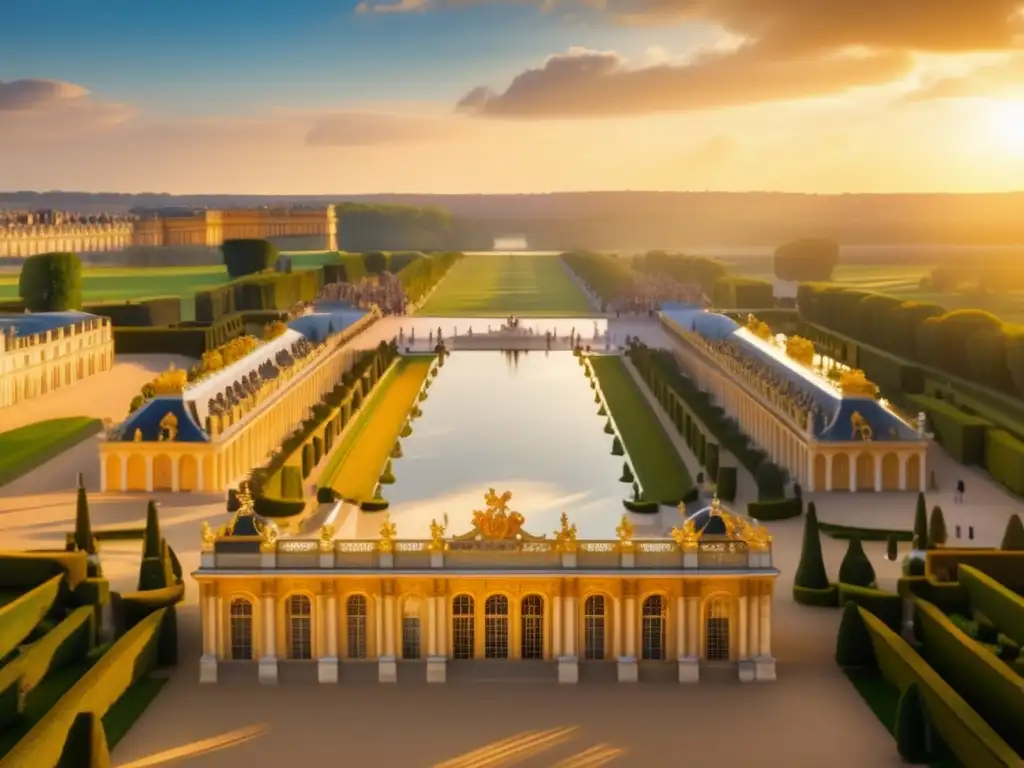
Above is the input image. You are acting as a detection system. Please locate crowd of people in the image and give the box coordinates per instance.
[608,274,711,317]
[318,273,408,315]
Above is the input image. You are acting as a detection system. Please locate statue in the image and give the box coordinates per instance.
[471,489,526,540]
[785,336,815,367]
[428,514,448,552]
[159,411,178,441]
[839,369,879,399]
[554,512,578,553]
[379,513,397,554]
[318,524,335,553]
[150,364,188,395]
[616,514,635,552]
[670,517,699,550]
[851,411,874,441]
[259,520,279,553]
[133,428,143,442]
[201,521,217,552]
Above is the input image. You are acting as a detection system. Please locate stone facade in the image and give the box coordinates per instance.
[0,313,113,409]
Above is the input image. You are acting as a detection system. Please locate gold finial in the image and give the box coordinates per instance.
[428,514,448,552]
[709,494,722,515]
[200,521,217,552]
[259,520,279,553]
[839,369,879,399]
[379,514,397,554]
[746,314,772,340]
[318,524,336,552]
[236,482,255,516]
[616,514,635,552]
[471,488,526,540]
[133,428,143,442]
[747,524,773,551]
[150,365,188,395]
[159,411,178,441]
[555,512,578,554]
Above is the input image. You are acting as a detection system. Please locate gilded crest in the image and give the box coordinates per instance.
[259,520,279,553]
[318,524,336,552]
[200,520,217,552]
[616,514,635,552]
[159,411,178,441]
[379,514,397,554]
[554,512,578,553]
[850,411,873,441]
[428,514,448,552]
[670,517,699,551]
[471,488,526,540]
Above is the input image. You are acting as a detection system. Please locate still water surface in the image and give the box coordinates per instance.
[336,351,631,540]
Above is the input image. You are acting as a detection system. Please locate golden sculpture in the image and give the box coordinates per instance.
[554,512,578,553]
[259,520,279,553]
[379,514,397,554]
[471,488,526,540]
[236,481,255,516]
[428,514,449,552]
[159,411,178,441]
[264,320,288,341]
[150,365,188,395]
[785,336,815,367]
[201,521,217,552]
[670,516,699,550]
[133,428,142,442]
[318,524,335,553]
[616,514,635,552]
[839,369,879,399]
[746,314,772,341]
[851,411,874,441]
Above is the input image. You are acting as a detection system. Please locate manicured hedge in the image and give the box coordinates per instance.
[560,251,636,302]
[985,429,1024,496]
[0,607,167,767]
[712,276,774,309]
[17,252,83,312]
[838,584,902,632]
[914,597,1024,754]
[747,497,802,520]
[0,575,63,661]
[0,553,88,593]
[908,394,990,465]
[112,313,245,358]
[397,252,463,303]
[195,268,323,322]
[222,239,279,279]
[793,584,840,607]
[925,550,1024,594]
[716,466,737,502]
[957,564,1024,646]
[859,606,1020,768]
[83,297,181,327]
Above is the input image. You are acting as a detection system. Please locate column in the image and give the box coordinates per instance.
[686,594,699,658]
[427,590,447,682]
[806,452,816,492]
[259,582,278,684]
[617,583,638,682]
[919,452,927,491]
[747,587,760,658]
[825,454,833,492]
[197,457,205,493]
[145,455,154,492]
[612,598,622,657]
[737,593,748,659]
[675,596,685,658]
[99,456,107,492]
[899,454,907,491]
[848,454,856,493]
[559,589,578,684]
[171,457,180,492]
[199,584,218,683]
[318,582,339,683]
[552,593,562,658]
[874,454,883,492]
[379,583,397,682]
[427,595,437,657]
[755,584,776,681]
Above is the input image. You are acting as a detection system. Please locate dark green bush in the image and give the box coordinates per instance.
[838,537,877,588]
[221,239,279,278]
[18,251,83,311]
[747,497,802,520]
[755,462,786,500]
[301,443,315,478]
[836,599,875,667]
[622,499,660,514]
[794,503,830,590]
[895,683,933,764]
[716,466,737,501]
[280,466,303,499]
[793,584,839,607]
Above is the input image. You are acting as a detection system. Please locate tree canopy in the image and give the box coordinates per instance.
[774,238,840,282]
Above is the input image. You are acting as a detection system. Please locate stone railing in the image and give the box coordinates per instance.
[203,537,773,571]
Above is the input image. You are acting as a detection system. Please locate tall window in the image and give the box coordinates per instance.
[583,595,606,661]
[452,595,475,660]
[705,597,731,661]
[641,595,666,661]
[287,595,312,660]
[520,595,544,660]
[230,598,253,660]
[346,595,367,659]
[402,598,421,660]
[484,595,510,659]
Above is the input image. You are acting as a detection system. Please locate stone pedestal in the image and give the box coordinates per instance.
[199,654,218,684]
[737,659,756,683]
[754,657,777,682]
[557,656,579,684]
[258,657,278,685]
[318,657,339,683]
[617,656,639,683]
[426,656,447,683]
[430,552,444,569]
[677,656,700,683]
[378,655,398,683]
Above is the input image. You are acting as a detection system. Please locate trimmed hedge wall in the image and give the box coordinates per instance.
[0,553,88,592]
[913,597,1024,754]
[195,268,323,323]
[83,297,181,327]
[793,584,840,607]
[986,429,1024,496]
[837,584,901,632]
[957,564,1024,648]
[859,606,1019,768]
[0,607,167,768]
[712,276,774,309]
[112,313,245,358]
[747,498,802,520]
[0,575,63,661]
[716,466,737,502]
[908,394,990,465]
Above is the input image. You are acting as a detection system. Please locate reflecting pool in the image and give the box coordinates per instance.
[335,350,632,540]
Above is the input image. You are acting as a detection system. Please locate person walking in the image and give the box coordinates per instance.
[955,479,965,504]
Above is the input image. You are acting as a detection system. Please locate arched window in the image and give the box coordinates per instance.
[641,595,666,661]
[230,598,254,660]
[583,595,606,661]
[287,595,312,660]
[452,595,475,660]
[402,597,421,660]
[705,597,731,661]
[484,595,510,659]
[346,595,368,660]
[520,595,544,660]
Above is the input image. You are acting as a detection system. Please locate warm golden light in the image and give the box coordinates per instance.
[986,100,1024,156]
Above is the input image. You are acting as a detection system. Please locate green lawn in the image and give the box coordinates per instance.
[417,253,594,316]
[589,356,692,503]
[0,417,102,487]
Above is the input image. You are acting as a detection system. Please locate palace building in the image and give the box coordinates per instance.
[99,306,376,494]
[0,311,113,409]
[661,307,928,493]
[191,487,780,685]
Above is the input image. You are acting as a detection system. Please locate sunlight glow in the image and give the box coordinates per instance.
[985,100,1024,156]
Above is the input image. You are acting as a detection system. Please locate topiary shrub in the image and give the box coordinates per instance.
[912,492,929,549]
[361,486,389,512]
[755,462,785,500]
[835,601,875,667]
[313,436,324,465]
[221,239,278,278]
[280,465,303,499]
[58,711,111,768]
[380,459,396,484]
[619,463,634,483]
[604,419,615,435]
[317,486,340,503]
[597,404,606,416]
[410,405,423,419]
[400,422,413,438]
[594,392,601,404]
[18,251,84,311]
[73,475,97,557]
[1001,514,1024,550]
[142,500,162,560]
[611,436,624,456]
[138,557,170,591]
[895,683,932,764]
[301,443,315,478]
[927,505,947,547]
[391,440,403,459]
[794,503,830,590]
[623,499,660,514]
[838,537,876,588]
[793,584,840,607]
[716,466,738,502]
[886,534,898,562]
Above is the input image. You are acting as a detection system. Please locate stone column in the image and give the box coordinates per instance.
[145,455,154,492]
[258,581,278,684]
[199,583,218,683]
[171,458,180,492]
[552,589,562,659]
[618,581,638,682]
[378,581,397,683]
[677,591,698,683]
[874,454,883,492]
[899,454,908,490]
[427,582,447,683]
[99,456,108,492]
[197,456,205,493]
[120,456,127,492]
[825,454,833,492]
[559,582,578,684]
[848,454,857,493]
[755,583,776,681]
[737,585,754,682]
[919,453,927,492]
[318,581,339,683]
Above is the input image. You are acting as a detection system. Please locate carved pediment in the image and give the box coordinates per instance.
[449,488,547,546]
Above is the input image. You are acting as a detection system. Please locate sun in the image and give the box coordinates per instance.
[986,100,1024,156]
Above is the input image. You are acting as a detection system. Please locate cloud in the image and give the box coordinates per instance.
[0,79,136,140]
[904,54,1024,101]
[355,0,429,13]
[305,112,462,146]
[0,79,90,110]
[457,46,914,118]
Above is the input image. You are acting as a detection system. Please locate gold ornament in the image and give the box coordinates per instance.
[379,514,397,554]
[428,514,448,552]
[616,514,635,552]
[840,369,879,399]
[259,521,279,553]
[471,488,526,540]
[200,521,217,552]
[851,411,874,441]
[554,512,578,553]
[318,524,335,552]
[159,411,178,441]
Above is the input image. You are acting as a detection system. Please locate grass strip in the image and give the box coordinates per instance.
[0,417,102,488]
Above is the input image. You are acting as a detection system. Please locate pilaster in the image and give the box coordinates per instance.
[258,580,278,684]
[199,583,218,683]
[617,580,638,682]
[318,581,339,684]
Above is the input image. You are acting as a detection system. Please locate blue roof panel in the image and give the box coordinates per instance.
[288,307,367,344]
[0,311,98,338]
[117,397,209,443]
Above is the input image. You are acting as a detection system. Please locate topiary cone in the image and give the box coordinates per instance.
[73,474,96,555]
[794,503,829,589]
[1001,514,1024,550]
[912,492,929,549]
[928,505,947,548]
[619,463,634,483]
[885,534,898,562]
[895,683,932,764]
[391,440,403,459]
[597,405,606,416]
[142,500,162,560]
[611,436,624,456]
[838,536,876,588]
[835,601,875,668]
[604,419,615,435]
